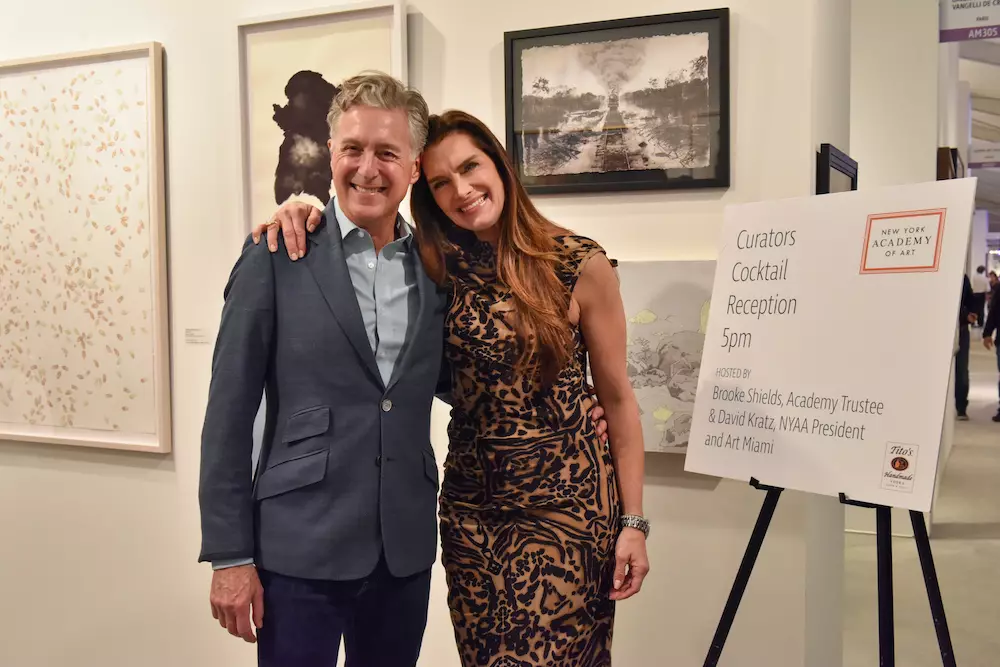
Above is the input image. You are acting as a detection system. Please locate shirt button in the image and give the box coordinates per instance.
[368,261,375,269]
[381,399,393,412]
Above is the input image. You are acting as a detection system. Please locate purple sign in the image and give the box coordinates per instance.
[941,25,1000,42]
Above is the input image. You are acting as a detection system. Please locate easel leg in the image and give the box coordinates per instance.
[703,486,783,667]
[876,506,895,667]
[910,511,958,667]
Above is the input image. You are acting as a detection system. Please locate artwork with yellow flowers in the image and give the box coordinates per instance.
[617,260,714,453]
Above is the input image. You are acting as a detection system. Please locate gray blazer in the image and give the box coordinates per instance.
[198,199,447,580]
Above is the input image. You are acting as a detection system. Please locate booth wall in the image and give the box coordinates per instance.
[971,209,991,273]
[845,0,941,538]
[960,57,1000,98]
[850,0,939,188]
[0,1,843,665]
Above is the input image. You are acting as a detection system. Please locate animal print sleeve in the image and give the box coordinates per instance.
[556,234,607,293]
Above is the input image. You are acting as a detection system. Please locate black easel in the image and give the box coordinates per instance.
[702,479,957,667]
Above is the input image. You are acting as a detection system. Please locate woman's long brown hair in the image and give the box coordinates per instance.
[410,110,573,384]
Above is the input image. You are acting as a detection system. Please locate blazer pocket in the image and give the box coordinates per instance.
[423,449,439,488]
[282,406,331,444]
[255,449,329,500]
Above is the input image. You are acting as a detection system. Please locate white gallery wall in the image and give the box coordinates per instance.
[0,1,850,666]
[846,0,942,537]
[850,0,940,188]
[971,209,990,272]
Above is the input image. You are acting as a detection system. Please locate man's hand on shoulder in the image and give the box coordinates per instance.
[210,564,264,643]
[251,201,323,261]
[587,391,609,444]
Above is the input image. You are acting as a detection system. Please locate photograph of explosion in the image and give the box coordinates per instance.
[505,10,729,194]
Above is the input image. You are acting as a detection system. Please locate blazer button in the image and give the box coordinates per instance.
[381,399,393,412]
[376,456,382,467]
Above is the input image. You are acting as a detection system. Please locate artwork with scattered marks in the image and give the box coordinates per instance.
[242,10,393,232]
[0,44,169,452]
[617,260,714,453]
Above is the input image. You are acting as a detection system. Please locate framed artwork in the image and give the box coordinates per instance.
[504,9,730,195]
[816,143,858,194]
[237,1,407,238]
[0,43,171,453]
[617,261,715,454]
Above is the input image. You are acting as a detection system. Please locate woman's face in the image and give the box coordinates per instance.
[421,132,506,241]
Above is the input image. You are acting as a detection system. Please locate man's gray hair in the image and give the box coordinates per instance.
[327,71,429,155]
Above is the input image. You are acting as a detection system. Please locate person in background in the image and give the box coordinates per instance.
[956,273,976,420]
[972,265,990,328]
[983,274,1000,423]
[260,108,650,667]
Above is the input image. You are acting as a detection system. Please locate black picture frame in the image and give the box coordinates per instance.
[815,144,858,195]
[504,9,731,195]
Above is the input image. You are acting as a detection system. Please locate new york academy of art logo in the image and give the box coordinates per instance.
[860,208,946,274]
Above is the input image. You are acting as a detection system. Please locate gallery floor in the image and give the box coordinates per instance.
[842,337,1000,665]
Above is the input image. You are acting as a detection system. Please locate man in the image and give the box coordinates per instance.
[983,271,1000,423]
[972,265,990,327]
[199,73,443,666]
[956,274,976,420]
[199,72,607,666]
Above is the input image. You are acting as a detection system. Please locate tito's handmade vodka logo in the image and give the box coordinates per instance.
[860,209,945,274]
[881,442,918,493]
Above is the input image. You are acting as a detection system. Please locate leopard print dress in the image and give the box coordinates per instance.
[439,230,622,667]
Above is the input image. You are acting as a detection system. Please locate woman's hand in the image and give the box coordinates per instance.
[609,527,649,601]
[251,202,323,260]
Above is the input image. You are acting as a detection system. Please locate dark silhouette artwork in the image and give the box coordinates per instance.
[272,70,340,206]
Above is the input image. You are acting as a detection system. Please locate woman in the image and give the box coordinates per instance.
[259,110,648,666]
[413,111,647,667]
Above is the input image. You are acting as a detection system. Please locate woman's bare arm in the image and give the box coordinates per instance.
[574,251,649,600]
[574,252,643,515]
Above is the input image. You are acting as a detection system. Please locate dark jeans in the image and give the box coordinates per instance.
[257,555,431,667]
[955,326,970,415]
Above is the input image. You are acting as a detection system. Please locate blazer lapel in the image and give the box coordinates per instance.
[303,200,384,389]
[385,232,433,393]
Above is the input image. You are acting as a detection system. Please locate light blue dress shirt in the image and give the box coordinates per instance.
[333,198,420,386]
[212,201,420,571]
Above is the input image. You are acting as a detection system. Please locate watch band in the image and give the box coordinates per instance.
[620,514,650,537]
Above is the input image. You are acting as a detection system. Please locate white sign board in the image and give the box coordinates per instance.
[684,179,977,512]
[940,0,1000,42]
[969,143,1000,169]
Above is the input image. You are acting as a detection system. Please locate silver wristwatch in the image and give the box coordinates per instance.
[620,514,650,537]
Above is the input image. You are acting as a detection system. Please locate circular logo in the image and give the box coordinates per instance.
[891,457,909,472]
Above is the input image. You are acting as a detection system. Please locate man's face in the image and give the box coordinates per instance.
[329,105,419,228]
[990,272,998,288]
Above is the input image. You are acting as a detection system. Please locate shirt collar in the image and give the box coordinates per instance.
[333,197,412,247]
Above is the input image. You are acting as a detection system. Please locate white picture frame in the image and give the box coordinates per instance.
[236,0,408,242]
[0,42,171,454]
